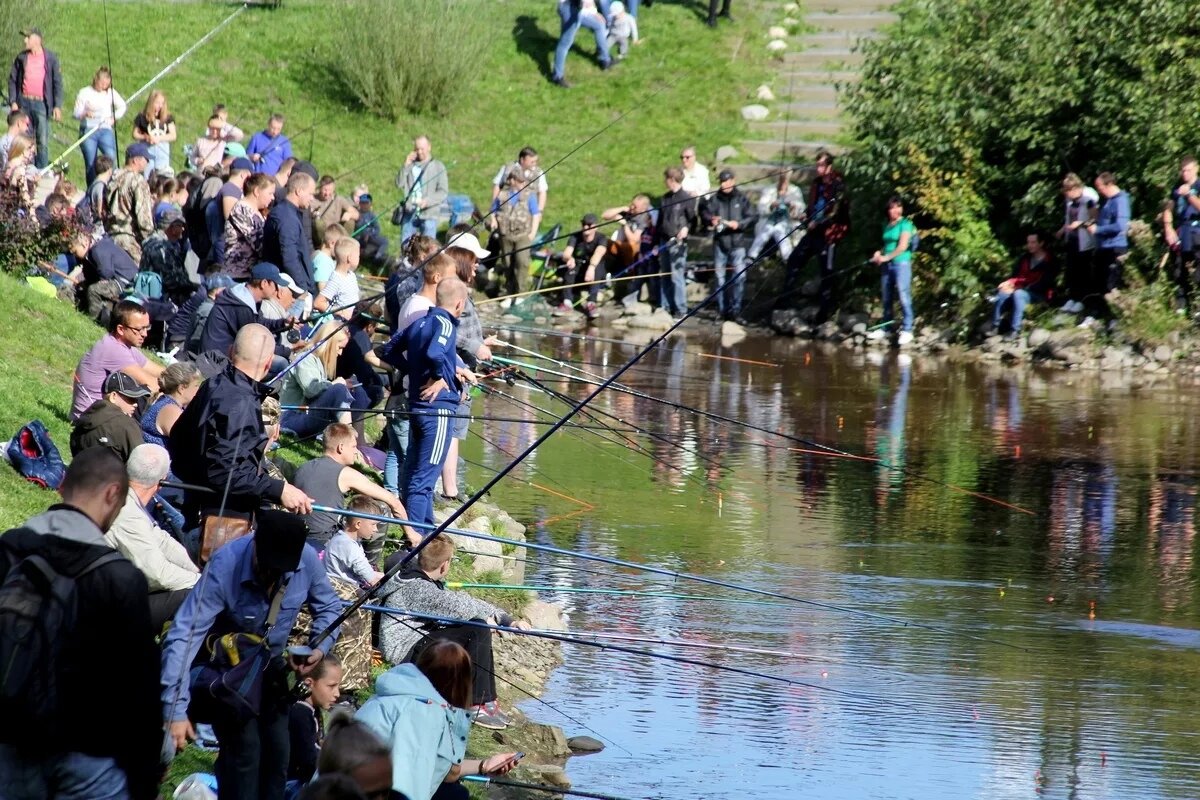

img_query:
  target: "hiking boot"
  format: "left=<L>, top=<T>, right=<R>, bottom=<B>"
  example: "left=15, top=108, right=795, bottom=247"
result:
left=471, top=705, right=509, bottom=730
left=585, top=301, right=599, bottom=320
left=552, top=302, right=574, bottom=316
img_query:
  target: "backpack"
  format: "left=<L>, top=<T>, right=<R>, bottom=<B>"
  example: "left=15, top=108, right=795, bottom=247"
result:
left=6, top=420, right=65, bottom=490
left=909, top=224, right=920, bottom=253
left=496, top=170, right=534, bottom=239
left=0, top=541, right=122, bottom=739
left=131, top=270, right=163, bottom=301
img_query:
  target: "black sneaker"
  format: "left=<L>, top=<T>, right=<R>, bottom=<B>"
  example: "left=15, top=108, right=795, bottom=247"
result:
left=551, top=75, right=572, bottom=88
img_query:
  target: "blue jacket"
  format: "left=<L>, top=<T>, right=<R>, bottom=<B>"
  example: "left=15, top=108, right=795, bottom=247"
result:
left=378, top=307, right=462, bottom=407
left=246, top=131, right=292, bottom=176
left=263, top=198, right=315, bottom=294
left=1093, top=190, right=1130, bottom=250
left=159, top=534, right=342, bottom=723
left=356, top=664, right=471, bottom=800
left=197, top=282, right=290, bottom=357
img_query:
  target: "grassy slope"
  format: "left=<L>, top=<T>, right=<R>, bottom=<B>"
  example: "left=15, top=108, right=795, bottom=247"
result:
left=45, top=0, right=767, bottom=235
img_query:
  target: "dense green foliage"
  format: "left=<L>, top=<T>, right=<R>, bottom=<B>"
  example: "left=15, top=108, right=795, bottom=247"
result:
left=841, top=0, right=1200, bottom=323
left=329, top=0, right=491, bottom=118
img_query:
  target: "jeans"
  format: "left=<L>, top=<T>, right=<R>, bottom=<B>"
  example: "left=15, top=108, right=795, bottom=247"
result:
left=403, top=403, right=456, bottom=526
left=880, top=259, right=914, bottom=333
left=18, top=97, right=49, bottom=169
left=658, top=240, right=688, bottom=316
left=712, top=244, right=746, bottom=318
left=80, top=126, right=117, bottom=186
left=384, top=395, right=411, bottom=496
left=553, top=0, right=611, bottom=80
left=280, top=383, right=367, bottom=440
left=992, top=288, right=1035, bottom=330
left=749, top=220, right=796, bottom=261
left=707, top=0, right=732, bottom=22
left=400, top=211, right=438, bottom=246
left=146, top=141, right=171, bottom=176
left=0, top=744, right=129, bottom=799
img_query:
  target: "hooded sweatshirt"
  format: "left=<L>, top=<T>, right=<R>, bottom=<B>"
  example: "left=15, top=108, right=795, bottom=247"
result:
left=198, top=281, right=290, bottom=357
left=69, top=398, right=143, bottom=460
left=356, top=664, right=471, bottom=800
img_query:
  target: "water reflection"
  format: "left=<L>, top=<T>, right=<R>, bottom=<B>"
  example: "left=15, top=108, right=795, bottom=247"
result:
left=466, top=330, right=1200, bottom=799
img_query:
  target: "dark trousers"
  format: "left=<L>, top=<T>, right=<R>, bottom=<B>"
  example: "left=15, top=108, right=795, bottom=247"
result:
left=619, top=256, right=659, bottom=308
left=1170, top=249, right=1199, bottom=311
left=1092, top=247, right=1127, bottom=317
left=433, top=783, right=470, bottom=800
left=783, top=229, right=836, bottom=316
left=407, top=622, right=498, bottom=706
left=148, top=588, right=191, bottom=633
left=1063, top=248, right=1094, bottom=304
left=707, top=0, right=732, bottom=22
left=210, top=691, right=290, bottom=800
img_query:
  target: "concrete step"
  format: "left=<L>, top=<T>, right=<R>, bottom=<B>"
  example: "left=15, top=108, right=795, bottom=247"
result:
left=775, top=100, right=843, bottom=119
left=807, top=0, right=897, bottom=12
left=805, top=11, right=899, bottom=32
left=801, top=30, right=883, bottom=49
left=751, top=118, right=846, bottom=137
left=777, top=83, right=839, bottom=102
left=779, top=68, right=861, bottom=84
left=742, top=138, right=848, bottom=162
left=784, top=48, right=866, bottom=69
left=712, top=162, right=818, bottom=183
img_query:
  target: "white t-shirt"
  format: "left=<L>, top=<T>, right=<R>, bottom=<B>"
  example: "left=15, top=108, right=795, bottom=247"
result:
left=320, top=269, right=360, bottom=314
left=493, top=164, right=548, bottom=193
left=397, top=294, right=434, bottom=333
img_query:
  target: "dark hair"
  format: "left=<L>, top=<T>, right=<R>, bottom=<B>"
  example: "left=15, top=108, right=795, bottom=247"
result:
left=518, top=146, right=538, bottom=161
left=309, top=652, right=343, bottom=682
left=664, top=166, right=684, bottom=182
left=244, top=172, right=274, bottom=196
left=296, top=774, right=367, bottom=800
left=446, top=222, right=473, bottom=238
left=6, top=109, right=28, bottom=127
left=157, top=177, right=181, bottom=200
left=109, top=300, right=148, bottom=333
left=886, top=195, right=904, bottom=209
left=415, top=640, right=473, bottom=709
left=319, top=175, right=336, bottom=188
left=44, top=193, right=69, bottom=214
left=445, top=246, right=476, bottom=284
left=93, top=153, right=114, bottom=176
left=212, top=103, right=227, bottom=115
left=269, top=113, right=286, bottom=125
left=61, top=447, right=128, bottom=501
left=318, top=712, right=390, bottom=777
left=1028, top=230, right=1051, bottom=247
left=352, top=300, right=383, bottom=326
left=815, top=150, right=835, bottom=167
left=1096, top=171, right=1116, bottom=186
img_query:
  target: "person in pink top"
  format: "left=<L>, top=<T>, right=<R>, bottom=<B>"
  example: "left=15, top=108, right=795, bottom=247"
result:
left=71, top=300, right=164, bottom=421
left=7, top=26, right=62, bottom=169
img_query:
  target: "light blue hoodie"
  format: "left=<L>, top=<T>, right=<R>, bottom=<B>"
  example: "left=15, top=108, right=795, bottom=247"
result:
left=356, top=664, right=471, bottom=800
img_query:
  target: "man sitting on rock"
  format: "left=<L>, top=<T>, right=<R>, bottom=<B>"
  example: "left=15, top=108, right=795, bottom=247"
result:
left=377, top=534, right=530, bottom=730
left=990, top=231, right=1054, bottom=340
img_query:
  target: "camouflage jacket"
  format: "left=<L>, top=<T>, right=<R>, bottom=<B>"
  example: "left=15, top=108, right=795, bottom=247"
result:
left=104, top=168, right=154, bottom=242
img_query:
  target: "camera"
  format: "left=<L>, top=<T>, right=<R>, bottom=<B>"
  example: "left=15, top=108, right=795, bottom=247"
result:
left=285, top=330, right=302, bottom=344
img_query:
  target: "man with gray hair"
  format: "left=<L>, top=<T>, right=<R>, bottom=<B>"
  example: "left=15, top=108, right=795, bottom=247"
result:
left=263, top=170, right=317, bottom=293
left=395, top=135, right=448, bottom=244
left=105, top=443, right=200, bottom=630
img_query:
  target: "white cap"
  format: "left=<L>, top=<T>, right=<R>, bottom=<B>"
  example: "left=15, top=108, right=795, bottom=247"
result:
left=447, top=230, right=491, bottom=259
left=276, top=272, right=308, bottom=296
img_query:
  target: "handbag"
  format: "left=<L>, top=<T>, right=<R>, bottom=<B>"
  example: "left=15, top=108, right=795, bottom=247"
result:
left=200, top=513, right=252, bottom=563
left=189, top=581, right=289, bottom=723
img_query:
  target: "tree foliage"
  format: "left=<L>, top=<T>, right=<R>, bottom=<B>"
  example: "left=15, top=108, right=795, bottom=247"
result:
left=842, top=0, right=1200, bottom=308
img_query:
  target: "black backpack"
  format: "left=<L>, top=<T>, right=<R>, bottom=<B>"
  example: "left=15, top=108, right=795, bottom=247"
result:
left=0, top=540, right=122, bottom=738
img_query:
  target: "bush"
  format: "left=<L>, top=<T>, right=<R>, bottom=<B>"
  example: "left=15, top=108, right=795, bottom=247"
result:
left=0, top=188, right=79, bottom=277
left=329, top=0, right=490, bottom=118
left=841, top=0, right=1200, bottom=332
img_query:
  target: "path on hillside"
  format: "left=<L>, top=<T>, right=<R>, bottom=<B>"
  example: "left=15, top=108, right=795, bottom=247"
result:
left=738, top=0, right=897, bottom=169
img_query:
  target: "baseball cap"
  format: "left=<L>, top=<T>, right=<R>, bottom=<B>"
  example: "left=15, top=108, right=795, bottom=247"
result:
left=157, top=208, right=185, bottom=229
left=581, top=213, right=599, bottom=226
left=204, top=273, right=235, bottom=293
left=358, top=193, right=372, bottom=203
left=275, top=272, right=306, bottom=296
left=293, top=160, right=319, bottom=180
left=718, top=168, right=735, bottom=181
left=126, top=142, right=152, bottom=162
left=21, top=27, right=42, bottom=38
left=103, top=371, right=151, bottom=400
left=250, top=262, right=283, bottom=284
left=230, top=157, right=254, bottom=172
left=224, top=142, right=248, bottom=158
left=447, top=230, right=490, bottom=259
left=253, top=509, right=308, bottom=573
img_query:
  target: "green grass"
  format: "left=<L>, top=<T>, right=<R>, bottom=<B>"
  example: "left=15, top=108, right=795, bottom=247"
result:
left=40, top=0, right=769, bottom=241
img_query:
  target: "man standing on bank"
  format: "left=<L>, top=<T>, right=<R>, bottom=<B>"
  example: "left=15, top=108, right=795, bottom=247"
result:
left=7, top=26, right=61, bottom=170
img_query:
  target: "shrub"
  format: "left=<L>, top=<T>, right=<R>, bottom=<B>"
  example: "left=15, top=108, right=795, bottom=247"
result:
left=0, top=187, right=79, bottom=277
left=329, top=0, right=490, bottom=118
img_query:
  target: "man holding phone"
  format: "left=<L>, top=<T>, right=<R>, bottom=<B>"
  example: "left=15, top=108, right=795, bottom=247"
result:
left=395, top=135, right=449, bottom=245
left=160, top=510, right=341, bottom=800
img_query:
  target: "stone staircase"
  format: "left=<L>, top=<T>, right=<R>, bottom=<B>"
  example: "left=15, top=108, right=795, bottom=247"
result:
left=733, top=0, right=898, bottom=169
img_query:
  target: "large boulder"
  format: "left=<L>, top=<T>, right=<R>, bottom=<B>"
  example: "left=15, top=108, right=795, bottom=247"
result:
left=714, top=144, right=739, bottom=162
left=741, top=104, right=770, bottom=121
left=568, top=736, right=605, bottom=753
left=524, top=599, right=568, bottom=632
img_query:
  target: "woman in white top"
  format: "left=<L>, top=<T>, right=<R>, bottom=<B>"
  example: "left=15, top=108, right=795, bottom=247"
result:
left=72, top=66, right=126, bottom=186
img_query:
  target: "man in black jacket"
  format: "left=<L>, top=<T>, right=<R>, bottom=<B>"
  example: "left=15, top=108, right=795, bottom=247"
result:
left=0, top=447, right=161, bottom=800
left=263, top=171, right=317, bottom=294
left=657, top=166, right=698, bottom=318
left=68, top=231, right=138, bottom=322
left=699, top=168, right=756, bottom=321
left=197, top=262, right=296, bottom=375
left=170, top=323, right=312, bottom=526
left=7, top=27, right=62, bottom=169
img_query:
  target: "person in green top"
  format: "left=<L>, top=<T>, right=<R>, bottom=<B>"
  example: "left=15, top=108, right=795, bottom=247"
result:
left=868, top=196, right=917, bottom=345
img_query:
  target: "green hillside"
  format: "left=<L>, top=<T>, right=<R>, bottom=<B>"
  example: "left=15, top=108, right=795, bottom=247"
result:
left=39, top=0, right=768, bottom=233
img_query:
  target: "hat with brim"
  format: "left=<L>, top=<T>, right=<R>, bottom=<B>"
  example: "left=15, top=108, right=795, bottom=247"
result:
left=275, top=272, right=306, bottom=296
left=103, top=371, right=151, bottom=400
left=224, top=142, right=248, bottom=159
left=253, top=510, right=307, bottom=573
left=447, top=230, right=490, bottom=259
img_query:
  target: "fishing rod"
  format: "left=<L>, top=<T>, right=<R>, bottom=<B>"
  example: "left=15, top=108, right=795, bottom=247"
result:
left=277, top=404, right=642, bottom=434
left=360, top=605, right=883, bottom=703
left=541, top=628, right=857, bottom=663
left=318, top=489, right=1029, bottom=652
left=490, top=356, right=1035, bottom=516
left=461, top=775, right=642, bottom=800
left=266, top=316, right=354, bottom=386
left=448, top=581, right=790, bottom=608
left=44, top=3, right=248, bottom=174
left=475, top=269, right=673, bottom=307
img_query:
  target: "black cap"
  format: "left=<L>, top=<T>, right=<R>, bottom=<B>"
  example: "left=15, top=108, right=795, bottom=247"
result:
left=103, top=371, right=151, bottom=399
left=254, top=510, right=307, bottom=573
left=581, top=213, right=599, bottom=226
left=293, top=160, right=319, bottom=180
left=718, top=168, right=735, bottom=182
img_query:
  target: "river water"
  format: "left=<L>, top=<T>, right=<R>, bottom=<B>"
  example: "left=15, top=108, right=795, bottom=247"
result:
left=465, top=327, right=1200, bottom=800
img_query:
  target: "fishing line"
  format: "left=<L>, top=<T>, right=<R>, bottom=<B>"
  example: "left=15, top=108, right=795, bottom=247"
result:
left=461, top=775, right=644, bottom=800
left=45, top=3, right=248, bottom=174
left=278, top=404, right=642, bottom=434
left=448, top=581, right=790, bottom=608
left=101, top=0, right=118, bottom=154
left=317, top=464, right=1031, bottom=653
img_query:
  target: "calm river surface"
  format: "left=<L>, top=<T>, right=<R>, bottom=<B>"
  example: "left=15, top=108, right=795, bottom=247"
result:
left=464, top=326, right=1200, bottom=800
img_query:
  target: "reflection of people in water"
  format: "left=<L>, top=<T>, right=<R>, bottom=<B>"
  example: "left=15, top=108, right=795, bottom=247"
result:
left=985, top=374, right=1024, bottom=450
left=1046, top=458, right=1117, bottom=583
left=1147, top=473, right=1196, bottom=611
left=872, top=354, right=911, bottom=498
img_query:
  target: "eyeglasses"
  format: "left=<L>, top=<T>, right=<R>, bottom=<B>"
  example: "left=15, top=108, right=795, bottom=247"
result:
left=123, top=324, right=152, bottom=333
left=680, top=154, right=694, bottom=160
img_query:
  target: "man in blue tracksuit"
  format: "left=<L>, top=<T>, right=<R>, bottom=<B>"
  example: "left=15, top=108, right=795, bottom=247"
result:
left=379, top=278, right=473, bottom=527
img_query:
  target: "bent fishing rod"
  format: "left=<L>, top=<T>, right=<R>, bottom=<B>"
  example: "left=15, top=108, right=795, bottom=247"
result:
left=277, top=404, right=643, bottom=434
left=448, top=580, right=790, bottom=608
left=44, top=3, right=248, bottom=174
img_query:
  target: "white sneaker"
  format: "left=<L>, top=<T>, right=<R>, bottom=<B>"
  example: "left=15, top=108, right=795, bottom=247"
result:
left=500, top=298, right=512, bottom=310
left=1077, top=316, right=1097, bottom=329
left=897, top=331, right=913, bottom=346
left=867, top=328, right=887, bottom=341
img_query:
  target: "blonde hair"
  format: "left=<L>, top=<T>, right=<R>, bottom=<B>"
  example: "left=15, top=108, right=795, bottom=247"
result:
left=334, top=237, right=360, bottom=265
left=322, top=422, right=357, bottom=452
left=7, top=136, right=33, bottom=164
left=417, top=534, right=456, bottom=572
left=310, top=321, right=349, bottom=378
left=322, top=222, right=346, bottom=249
left=142, top=90, right=170, bottom=122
